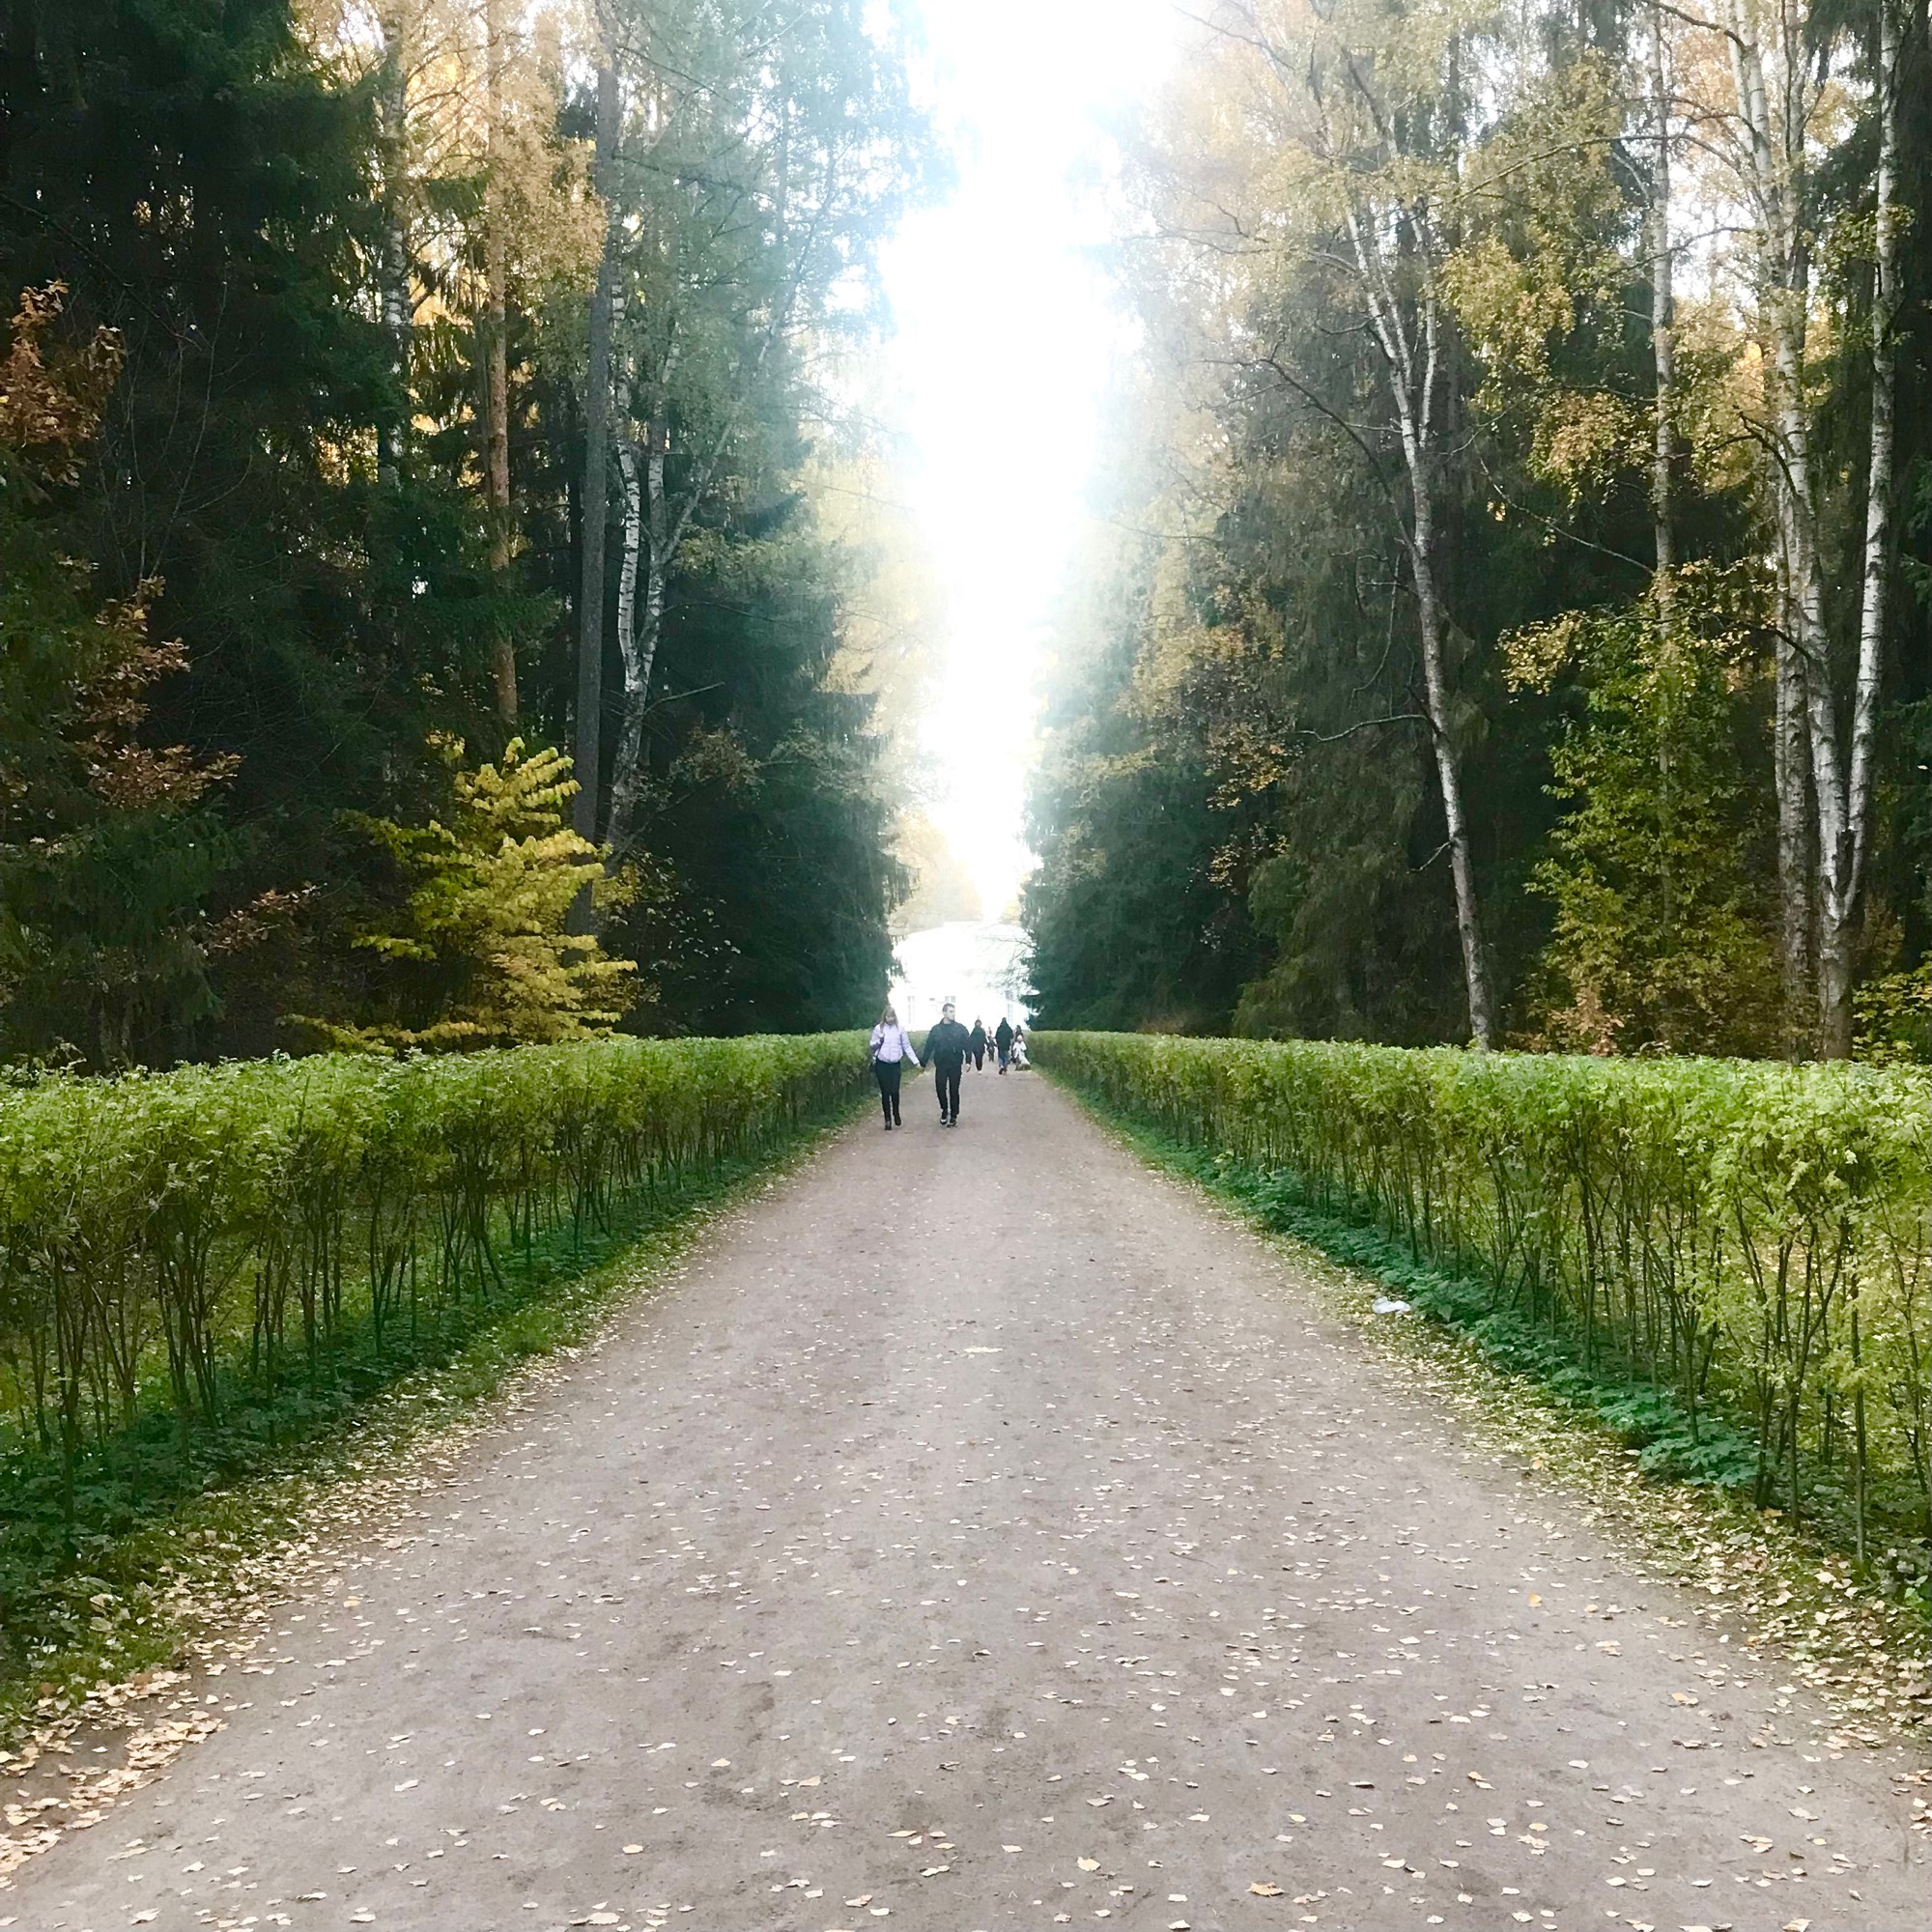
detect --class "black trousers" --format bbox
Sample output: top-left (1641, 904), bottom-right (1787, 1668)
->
top-left (873, 1058), bottom-right (902, 1123)
top-left (934, 1060), bottom-right (962, 1120)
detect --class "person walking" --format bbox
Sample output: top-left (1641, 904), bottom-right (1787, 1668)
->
top-left (994, 1015), bottom-right (1013, 1073)
top-left (924, 1001), bottom-right (972, 1126)
top-left (968, 1018), bottom-right (986, 1071)
top-left (868, 1003), bottom-right (919, 1129)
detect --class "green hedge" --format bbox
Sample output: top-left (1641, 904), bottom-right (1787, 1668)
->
top-left (1035, 1032), bottom-right (1931, 1548)
top-left (0, 1035), bottom-right (867, 1515)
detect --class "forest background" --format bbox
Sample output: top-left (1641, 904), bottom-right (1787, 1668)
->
top-left (1025, 0), bottom-right (1931, 1064)
top-left (0, 0), bottom-right (949, 1066)
top-left (4, 0), bottom-right (1927, 1072)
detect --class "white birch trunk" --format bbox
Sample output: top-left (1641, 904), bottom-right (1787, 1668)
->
top-left (603, 435), bottom-right (647, 867)
top-left (1826, 0), bottom-right (1904, 1057)
top-left (1648, 2), bottom-right (1676, 593)
top-left (603, 411), bottom-right (672, 864)
top-left (614, 439), bottom-right (641, 692)
top-left (1720, 0), bottom-right (1874, 1055)
top-left (1775, 554), bottom-right (1814, 1055)
top-left (1345, 203), bottom-right (1497, 1050)
top-left (573, 53), bottom-right (620, 868)
top-left (641, 419), bottom-right (669, 713)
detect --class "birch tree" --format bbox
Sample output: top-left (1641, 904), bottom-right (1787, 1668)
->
top-left (1163, 0), bottom-right (1503, 1046)
top-left (591, 0), bottom-right (927, 867)
top-left (574, 41), bottom-right (621, 855)
top-left (1683, 0), bottom-right (1910, 1055)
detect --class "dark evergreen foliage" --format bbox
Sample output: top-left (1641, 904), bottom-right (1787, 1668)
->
top-left (0, 0), bottom-right (921, 1061)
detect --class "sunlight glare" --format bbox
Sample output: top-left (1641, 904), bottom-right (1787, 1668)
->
top-left (878, 0), bottom-right (1184, 919)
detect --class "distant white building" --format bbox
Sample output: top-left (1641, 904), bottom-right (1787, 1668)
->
top-left (890, 921), bottom-right (1031, 1031)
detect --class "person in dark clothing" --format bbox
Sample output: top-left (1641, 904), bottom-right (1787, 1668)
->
top-left (968, 1019), bottom-right (986, 1071)
top-left (994, 1015), bottom-right (1014, 1072)
top-left (924, 1002), bottom-right (972, 1125)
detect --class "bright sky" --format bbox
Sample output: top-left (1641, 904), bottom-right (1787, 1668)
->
top-left (875, 0), bottom-right (1186, 920)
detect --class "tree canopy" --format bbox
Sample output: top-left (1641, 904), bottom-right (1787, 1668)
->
top-left (1025, 0), bottom-right (1930, 1062)
top-left (0, 0), bottom-right (936, 1065)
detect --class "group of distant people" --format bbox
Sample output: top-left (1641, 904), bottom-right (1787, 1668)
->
top-left (867, 1003), bottom-right (1027, 1130)
top-left (968, 1013), bottom-right (1025, 1073)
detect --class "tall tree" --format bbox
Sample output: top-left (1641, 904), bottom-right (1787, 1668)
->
top-left (483, 0), bottom-right (517, 722)
top-left (591, 0), bottom-right (929, 868)
top-left (1687, 0), bottom-right (1911, 1053)
top-left (0, 0), bottom-right (933, 1058)
top-left (1149, 0), bottom-right (1507, 1045)
top-left (1028, 0), bottom-right (1927, 1061)
top-left (575, 42), bottom-right (621, 860)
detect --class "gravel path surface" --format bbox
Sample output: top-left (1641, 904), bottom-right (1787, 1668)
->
top-left (5, 1068), bottom-right (1923, 1931)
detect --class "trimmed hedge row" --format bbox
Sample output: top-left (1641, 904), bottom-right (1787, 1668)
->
top-left (1035, 1032), bottom-right (1931, 1548)
top-left (0, 1035), bottom-right (867, 1509)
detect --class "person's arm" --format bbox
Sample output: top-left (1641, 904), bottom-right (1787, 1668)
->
top-left (902, 1027), bottom-right (921, 1069)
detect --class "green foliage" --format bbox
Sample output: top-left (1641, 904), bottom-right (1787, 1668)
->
top-left (316, 738), bottom-right (637, 1050)
top-left (1025, 2), bottom-right (1928, 1054)
top-left (0, 1030), bottom-right (867, 1687)
top-left (0, 0), bottom-right (549, 1059)
top-left (0, 0), bottom-right (928, 1061)
top-left (1036, 1030), bottom-right (1931, 1555)
top-left (1023, 535), bottom-right (1266, 1033)
top-left (519, 0), bottom-right (931, 1035)
top-left (0, 1028), bottom-right (866, 1723)
top-left (0, 286), bottom-right (242, 1067)
top-left (1854, 962), bottom-right (1932, 1065)
top-left (599, 510), bottom-right (902, 1033)
top-left (1504, 577), bottom-right (1784, 1056)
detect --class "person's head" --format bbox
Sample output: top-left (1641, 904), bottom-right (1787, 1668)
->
top-left (879, 1001), bottom-right (896, 1025)
top-left (943, 1001), bottom-right (956, 1021)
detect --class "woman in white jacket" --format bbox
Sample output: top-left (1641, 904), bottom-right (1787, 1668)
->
top-left (867, 1003), bottom-right (921, 1129)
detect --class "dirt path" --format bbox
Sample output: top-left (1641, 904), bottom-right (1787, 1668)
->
top-left (4, 1068), bottom-right (1923, 1931)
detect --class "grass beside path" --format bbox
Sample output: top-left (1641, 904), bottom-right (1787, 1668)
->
top-left (0, 1101), bottom-right (863, 1758)
top-left (1051, 1074), bottom-right (1932, 1748)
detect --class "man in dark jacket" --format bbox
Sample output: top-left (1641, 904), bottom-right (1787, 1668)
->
top-left (994, 1015), bottom-right (1014, 1073)
top-left (968, 1019), bottom-right (986, 1071)
top-left (924, 1003), bottom-right (972, 1126)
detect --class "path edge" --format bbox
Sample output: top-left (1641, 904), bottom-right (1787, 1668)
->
top-left (0, 1099), bottom-right (868, 1881)
top-left (1042, 1068), bottom-right (1932, 1761)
